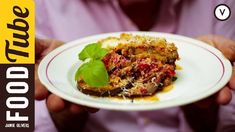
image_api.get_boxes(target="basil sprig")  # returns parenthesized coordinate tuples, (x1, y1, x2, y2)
(75, 43, 109, 87)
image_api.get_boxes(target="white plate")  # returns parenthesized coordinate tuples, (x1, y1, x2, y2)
(38, 32, 232, 111)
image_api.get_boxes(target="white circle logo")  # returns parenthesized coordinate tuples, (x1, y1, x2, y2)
(214, 4, 231, 21)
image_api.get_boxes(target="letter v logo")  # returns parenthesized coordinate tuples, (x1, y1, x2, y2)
(219, 8, 225, 16)
(214, 4, 231, 21)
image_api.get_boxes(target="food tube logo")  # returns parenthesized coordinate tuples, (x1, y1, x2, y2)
(214, 4, 231, 21)
(5, 6, 31, 62)
(0, 0, 35, 131)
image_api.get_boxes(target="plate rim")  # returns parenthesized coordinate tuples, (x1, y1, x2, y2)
(38, 31, 232, 111)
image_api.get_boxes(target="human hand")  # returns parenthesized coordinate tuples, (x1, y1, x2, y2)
(196, 35, 235, 105)
(182, 35, 235, 132)
(35, 38, 98, 131)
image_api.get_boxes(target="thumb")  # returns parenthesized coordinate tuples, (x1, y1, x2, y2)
(35, 38, 47, 60)
(35, 38, 45, 59)
(197, 35, 235, 62)
(35, 38, 64, 60)
(213, 35, 235, 62)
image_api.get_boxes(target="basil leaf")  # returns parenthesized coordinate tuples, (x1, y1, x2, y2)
(79, 43, 108, 61)
(74, 63, 88, 80)
(75, 43, 109, 87)
(79, 43, 100, 61)
(82, 60, 109, 87)
(96, 48, 108, 60)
